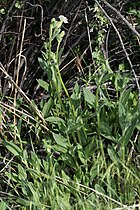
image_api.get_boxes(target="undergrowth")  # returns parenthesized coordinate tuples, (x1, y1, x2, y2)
(0, 7, 140, 210)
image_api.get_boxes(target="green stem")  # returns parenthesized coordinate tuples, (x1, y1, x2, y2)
(56, 65, 76, 117)
(48, 25, 53, 61)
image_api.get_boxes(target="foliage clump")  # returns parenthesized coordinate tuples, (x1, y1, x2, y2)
(0, 0, 140, 209)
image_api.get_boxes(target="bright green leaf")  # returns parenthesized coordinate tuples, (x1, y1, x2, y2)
(38, 57, 48, 71)
(52, 133, 68, 148)
(0, 200, 7, 210)
(3, 141, 21, 156)
(43, 98, 54, 118)
(37, 79, 49, 91)
(122, 117, 138, 146)
(83, 87, 95, 107)
(107, 146, 119, 162)
(5, 172, 18, 182)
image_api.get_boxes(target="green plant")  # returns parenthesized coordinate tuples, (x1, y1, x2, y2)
(0, 7, 139, 210)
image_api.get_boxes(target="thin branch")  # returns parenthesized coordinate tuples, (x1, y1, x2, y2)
(95, 0, 140, 107)
(112, 203, 140, 210)
(13, 18, 26, 141)
(0, 0, 16, 42)
(84, 8, 93, 60)
(0, 63, 49, 131)
(101, 0, 140, 39)
(62, 0, 83, 51)
(0, 157, 14, 173)
(84, 7, 95, 68)
(0, 101, 48, 131)
(55, 176, 129, 209)
(26, 2, 44, 38)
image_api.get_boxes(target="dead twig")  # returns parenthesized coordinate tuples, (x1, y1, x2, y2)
(95, 0, 140, 107)
(112, 203, 140, 210)
(26, 2, 44, 38)
(0, 0, 16, 42)
(62, 0, 83, 51)
(84, 6, 95, 69)
(101, 0, 140, 40)
(0, 63, 49, 131)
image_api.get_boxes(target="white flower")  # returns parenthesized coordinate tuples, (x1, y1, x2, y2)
(59, 15, 68, 23)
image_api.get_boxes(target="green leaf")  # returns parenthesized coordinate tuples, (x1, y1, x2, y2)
(119, 104, 126, 130)
(101, 134, 118, 143)
(28, 182, 39, 202)
(38, 57, 48, 71)
(3, 141, 21, 156)
(62, 153, 77, 168)
(107, 146, 119, 162)
(83, 87, 95, 107)
(71, 82, 81, 99)
(52, 133, 68, 148)
(84, 139, 95, 158)
(37, 79, 49, 91)
(18, 164, 27, 180)
(75, 167, 83, 180)
(71, 83, 81, 109)
(122, 117, 138, 146)
(51, 67, 57, 84)
(101, 73, 114, 83)
(100, 121, 112, 136)
(0, 200, 7, 210)
(119, 63, 125, 71)
(95, 184, 105, 194)
(118, 89, 132, 130)
(5, 172, 18, 182)
(67, 119, 82, 133)
(42, 102, 49, 118)
(53, 145, 67, 153)
(119, 89, 131, 106)
(61, 170, 70, 180)
(77, 144, 86, 164)
(16, 197, 33, 206)
(90, 165, 98, 179)
(46, 116, 65, 124)
(30, 152, 42, 169)
(115, 74, 129, 91)
(42, 98, 54, 118)
(136, 120, 140, 131)
(129, 9, 140, 18)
